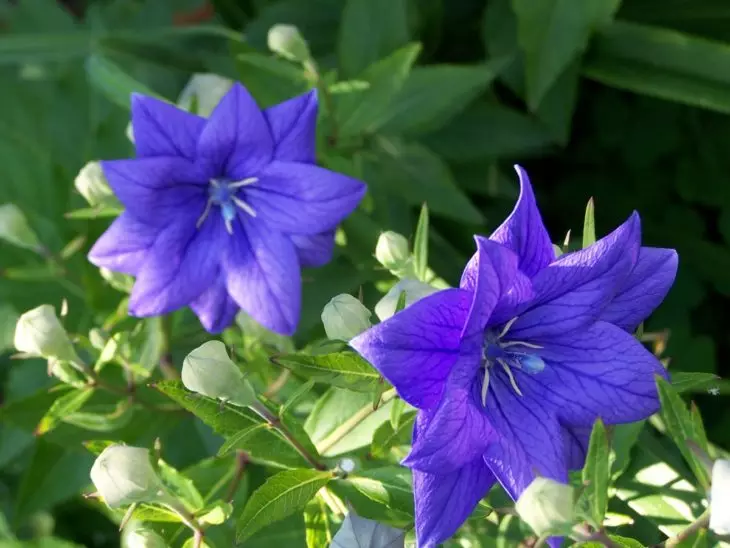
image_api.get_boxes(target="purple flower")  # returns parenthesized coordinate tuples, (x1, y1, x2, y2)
(89, 84, 366, 335)
(350, 166, 677, 547)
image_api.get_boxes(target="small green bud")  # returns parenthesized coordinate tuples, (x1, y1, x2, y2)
(321, 294, 372, 341)
(90, 445, 165, 509)
(122, 524, 168, 548)
(100, 267, 134, 293)
(0, 204, 42, 253)
(178, 73, 234, 118)
(267, 24, 311, 64)
(14, 305, 80, 363)
(74, 161, 121, 209)
(710, 459, 730, 534)
(515, 477, 574, 535)
(181, 340, 257, 407)
(375, 231, 410, 271)
(374, 279, 438, 321)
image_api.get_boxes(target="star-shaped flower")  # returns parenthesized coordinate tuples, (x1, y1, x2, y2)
(350, 166, 678, 547)
(89, 84, 366, 335)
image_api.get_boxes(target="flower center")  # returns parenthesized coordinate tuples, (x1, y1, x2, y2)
(480, 317, 545, 406)
(196, 177, 258, 234)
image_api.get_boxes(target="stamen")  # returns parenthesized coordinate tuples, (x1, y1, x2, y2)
(481, 366, 490, 406)
(498, 358, 523, 396)
(501, 340, 542, 350)
(228, 177, 259, 189)
(232, 196, 257, 217)
(497, 317, 519, 339)
(196, 199, 213, 229)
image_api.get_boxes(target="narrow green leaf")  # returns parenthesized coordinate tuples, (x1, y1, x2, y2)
(236, 469, 333, 542)
(270, 352, 381, 392)
(582, 198, 596, 248)
(689, 402, 710, 454)
(65, 206, 124, 220)
(394, 291, 407, 314)
(344, 467, 414, 516)
(389, 398, 406, 430)
(670, 371, 719, 393)
(216, 424, 269, 457)
(63, 400, 134, 432)
(235, 52, 310, 108)
(36, 387, 94, 436)
(304, 498, 333, 548)
(86, 54, 160, 110)
(413, 204, 429, 282)
(581, 418, 610, 527)
(158, 459, 205, 511)
(371, 412, 416, 458)
(280, 379, 316, 418)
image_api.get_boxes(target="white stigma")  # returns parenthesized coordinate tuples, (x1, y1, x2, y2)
(196, 177, 259, 234)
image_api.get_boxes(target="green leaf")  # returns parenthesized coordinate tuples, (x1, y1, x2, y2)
(371, 412, 415, 458)
(280, 379, 317, 417)
(379, 59, 510, 135)
(670, 371, 719, 393)
(579, 536, 644, 548)
(581, 418, 610, 527)
(62, 400, 135, 432)
(64, 206, 124, 220)
(235, 52, 310, 108)
(343, 467, 414, 516)
(217, 424, 269, 457)
(270, 352, 381, 392)
(689, 402, 710, 454)
(389, 398, 406, 430)
(197, 500, 233, 526)
(236, 469, 333, 542)
(86, 54, 160, 110)
(413, 204, 429, 283)
(158, 459, 205, 511)
(154, 381, 306, 469)
(304, 498, 333, 548)
(582, 197, 596, 248)
(512, 0, 621, 109)
(35, 387, 94, 436)
(584, 21, 730, 115)
(338, 0, 410, 77)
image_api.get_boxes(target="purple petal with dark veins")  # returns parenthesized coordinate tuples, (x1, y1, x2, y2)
(290, 230, 335, 268)
(190, 275, 239, 334)
(563, 425, 592, 470)
(88, 212, 157, 275)
(350, 288, 471, 409)
(263, 89, 318, 163)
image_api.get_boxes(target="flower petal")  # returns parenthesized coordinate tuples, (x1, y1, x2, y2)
(88, 212, 157, 275)
(290, 230, 335, 268)
(189, 276, 239, 334)
(404, 354, 494, 473)
(128, 214, 225, 317)
(130, 94, 205, 160)
(509, 212, 641, 340)
(101, 157, 206, 226)
(263, 90, 318, 163)
(350, 288, 471, 409)
(600, 247, 678, 332)
(197, 83, 273, 179)
(223, 217, 301, 335)
(518, 321, 667, 427)
(563, 425, 592, 470)
(245, 161, 366, 235)
(413, 460, 496, 548)
(489, 165, 554, 277)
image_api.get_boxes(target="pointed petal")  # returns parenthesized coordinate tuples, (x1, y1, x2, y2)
(263, 89, 318, 163)
(128, 214, 224, 317)
(245, 161, 366, 235)
(404, 354, 494, 473)
(290, 230, 336, 268)
(600, 247, 678, 332)
(563, 425, 592, 470)
(510, 213, 641, 340)
(413, 460, 496, 548)
(518, 321, 667, 427)
(197, 83, 273, 179)
(190, 276, 239, 334)
(88, 212, 157, 275)
(489, 165, 554, 277)
(101, 157, 206, 226)
(350, 288, 471, 409)
(223, 217, 301, 335)
(130, 94, 205, 160)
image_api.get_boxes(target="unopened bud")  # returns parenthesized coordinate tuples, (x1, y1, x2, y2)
(710, 459, 730, 534)
(74, 162, 121, 209)
(374, 279, 438, 321)
(181, 341, 257, 407)
(0, 204, 42, 253)
(515, 477, 574, 535)
(178, 73, 234, 118)
(100, 267, 134, 293)
(267, 24, 311, 64)
(321, 294, 372, 341)
(122, 524, 168, 548)
(90, 445, 165, 509)
(375, 231, 410, 271)
(15, 305, 80, 363)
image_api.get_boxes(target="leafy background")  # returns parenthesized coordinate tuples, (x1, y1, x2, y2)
(0, 0, 729, 546)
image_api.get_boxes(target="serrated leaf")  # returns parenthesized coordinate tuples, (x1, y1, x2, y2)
(344, 467, 414, 516)
(581, 418, 610, 527)
(271, 352, 380, 392)
(413, 204, 429, 282)
(236, 469, 333, 542)
(132, 503, 183, 523)
(35, 387, 94, 436)
(582, 197, 596, 248)
(670, 372, 719, 393)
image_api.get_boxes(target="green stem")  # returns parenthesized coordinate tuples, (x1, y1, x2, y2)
(657, 509, 710, 547)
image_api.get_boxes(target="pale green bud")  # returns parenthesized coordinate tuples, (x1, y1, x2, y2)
(267, 24, 311, 64)
(374, 278, 438, 321)
(100, 267, 134, 293)
(122, 524, 168, 548)
(375, 231, 410, 271)
(14, 305, 80, 363)
(178, 73, 234, 118)
(74, 161, 120, 209)
(181, 340, 257, 407)
(90, 445, 165, 509)
(515, 477, 574, 535)
(710, 459, 730, 534)
(321, 294, 372, 341)
(0, 204, 42, 253)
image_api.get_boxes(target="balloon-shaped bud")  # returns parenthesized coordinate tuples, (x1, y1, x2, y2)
(90, 445, 165, 509)
(0, 204, 42, 253)
(122, 523, 168, 548)
(710, 459, 730, 534)
(178, 73, 234, 118)
(14, 305, 80, 363)
(321, 294, 372, 341)
(181, 341, 257, 407)
(267, 24, 311, 64)
(74, 161, 121, 209)
(375, 231, 410, 272)
(515, 477, 574, 535)
(374, 278, 438, 321)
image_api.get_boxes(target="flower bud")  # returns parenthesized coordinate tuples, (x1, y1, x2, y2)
(122, 524, 168, 548)
(181, 341, 257, 407)
(100, 267, 134, 293)
(90, 445, 164, 509)
(178, 73, 233, 118)
(74, 162, 121, 209)
(375, 231, 410, 271)
(515, 477, 574, 535)
(321, 294, 372, 341)
(0, 204, 42, 253)
(710, 459, 730, 534)
(267, 24, 311, 64)
(15, 305, 80, 363)
(374, 279, 438, 321)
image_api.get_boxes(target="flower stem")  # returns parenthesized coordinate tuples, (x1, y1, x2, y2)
(655, 509, 710, 547)
(225, 451, 249, 502)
